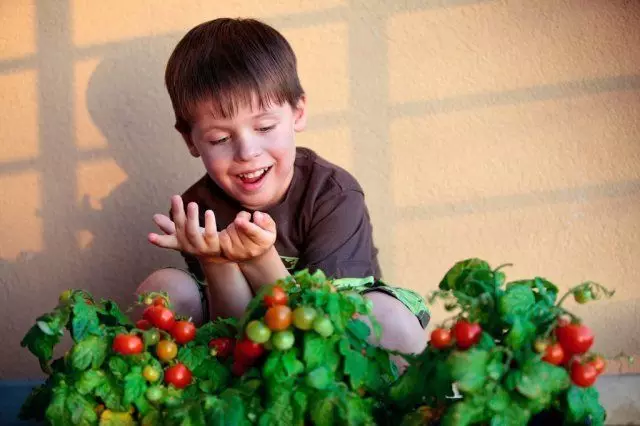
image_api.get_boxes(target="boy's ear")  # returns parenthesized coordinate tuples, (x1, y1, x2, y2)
(180, 131, 200, 158)
(293, 95, 307, 132)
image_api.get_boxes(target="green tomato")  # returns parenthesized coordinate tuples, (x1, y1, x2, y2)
(292, 306, 317, 330)
(145, 385, 165, 403)
(246, 320, 272, 344)
(574, 288, 593, 304)
(313, 316, 334, 338)
(143, 329, 160, 346)
(58, 290, 73, 304)
(272, 330, 295, 351)
(142, 365, 161, 382)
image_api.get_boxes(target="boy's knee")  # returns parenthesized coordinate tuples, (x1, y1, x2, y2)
(135, 268, 205, 325)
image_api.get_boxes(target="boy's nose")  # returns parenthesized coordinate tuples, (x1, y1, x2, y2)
(235, 135, 262, 161)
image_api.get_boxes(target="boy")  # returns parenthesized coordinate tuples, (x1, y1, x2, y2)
(139, 18, 429, 358)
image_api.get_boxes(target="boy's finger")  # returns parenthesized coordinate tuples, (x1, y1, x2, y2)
(153, 214, 176, 235)
(171, 195, 186, 230)
(227, 224, 245, 252)
(148, 233, 180, 250)
(236, 211, 251, 222)
(185, 202, 205, 249)
(236, 220, 266, 244)
(218, 229, 232, 256)
(203, 210, 218, 245)
(254, 211, 276, 233)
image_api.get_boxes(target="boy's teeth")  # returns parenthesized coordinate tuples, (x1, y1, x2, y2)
(239, 167, 268, 179)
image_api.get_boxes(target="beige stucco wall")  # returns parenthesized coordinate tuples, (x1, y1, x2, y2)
(1, 0, 639, 380)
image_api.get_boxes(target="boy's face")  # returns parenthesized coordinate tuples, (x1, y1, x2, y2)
(183, 95, 307, 211)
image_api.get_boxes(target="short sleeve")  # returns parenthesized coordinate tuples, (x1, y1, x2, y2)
(301, 189, 380, 279)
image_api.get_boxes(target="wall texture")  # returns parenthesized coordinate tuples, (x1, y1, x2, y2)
(1, 0, 639, 383)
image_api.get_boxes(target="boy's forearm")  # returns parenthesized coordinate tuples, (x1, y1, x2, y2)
(239, 246, 290, 292)
(199, 261, 253, 320)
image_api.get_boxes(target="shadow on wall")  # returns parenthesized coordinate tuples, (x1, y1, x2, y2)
(0, 38, 202, 378)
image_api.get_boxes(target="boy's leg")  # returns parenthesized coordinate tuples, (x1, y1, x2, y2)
(135, 268, 207, 325)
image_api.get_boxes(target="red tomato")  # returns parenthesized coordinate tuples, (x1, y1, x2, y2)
(171, 321, 196, 345)
(144, 306, 176, 331)
(430, 328, 452, 349)
(156, 340, 178, 362)
(153, 297, 167, 307)
(112, 334, 144, 355)
(209, 337, 235, 358)
(589, 356, 606, 376)
(263, 286, 288, 307)
(234, 338, 264, 362)
(571, 361, 598, 387)
(542, 343, 565, 365)
(453, 320, 482, 349)
(164, 363, 192, 389)
(136, 319, 152, 330)
(264, 305, 292, 331)
(556, 323, 594, 355)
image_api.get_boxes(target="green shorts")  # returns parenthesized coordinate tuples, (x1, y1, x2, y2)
(171, 268, 429, 329)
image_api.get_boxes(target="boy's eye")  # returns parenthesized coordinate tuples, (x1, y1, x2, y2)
(257, 125, 276, 133)
(211, 136, 230, 145)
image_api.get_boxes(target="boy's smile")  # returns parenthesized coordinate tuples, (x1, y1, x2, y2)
(183, 96, 307, 211)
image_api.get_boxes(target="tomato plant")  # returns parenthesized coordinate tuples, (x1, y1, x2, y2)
(272, 330, 295, 351)
(245, 320, 271, 344)
(164, 363, 192, 389)
(430, 328, 452, 349)
(234, 338, 264, 362)
(135, 319, 152, 330)
(264, 305, 292, 331)
(171, 320, 196, 345)
(571, 361, 598, 387)
(156, 340, 178, 362)
(209, 337, 234, 358)
(143, 329, 160, 346)
(144, 305, 175, 331)
(574, 288, 593, 304)
(263, 285, 288, 307)
(453, 320, 482, 349)
(145, 385, 165, 403)
(556, 323, 594, 355)
(542, 343, 565, 365)
(112, 334, 143, 355)
(312, 316, 334, 337)
(143, 365, 161, 382)
(292, 306, 317, 330)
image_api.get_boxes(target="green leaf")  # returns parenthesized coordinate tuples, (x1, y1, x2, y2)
(65, 391, 98, 425)
(195, 318, 238, 345)
(564, 386, 606, 426)
(439, 258, 491, 291)
(263, 350, 304, 384)
(303, 333, 340, 372)
(71, 299, 102, 341)
(70, 335, 108, 371)
(108, 356, 129, 380)
(76, 369, 107, 395)
(45, 385, 70, 426)
(487, 386, 510, 412)
(490, 401, 531, 426)
(259, 388, 295, 426)
(99, 301, 132, 327)
(486, 351, 506, 381)
(95, 376, 125, 411)
(499, 284, 535, 317)
(505, 317, 537, 350)
(179, 345, 209, 371)
(20, 324, 61, 373)
(448, 349, 490, 393)
(193, 358, 230, 392)
(339, 338, 368, 390)
(204, 391, 249, 426)
(309, 392, 336, 426)
(441, 394, 490, 426)
(123, 366, 147, 406)
(346, 319, 371, 342)
(516, 358, 570, 401)
(326, 293, 344, 331)
(306, 366, 332, 390)
(292, 390, 308, 425)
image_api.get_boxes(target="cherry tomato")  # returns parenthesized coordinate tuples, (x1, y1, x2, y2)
(164, 363, 192, 389)
(234, 338, 264, 362)
(143, 329, 160, 346)
(272, 330, 295, 351)
(313, 316, 334, 338)
(542, 343, 565, 365)
(156, 340, 178, 362)
(430, 328, 452, 349)
(263, 286, 288, 307)
(453, 320, 482, 349)
(136, 319, 152, 330)
(533, 339, 549, 354)
(59, 290, 73, 304)
(143, 296, 154, 306)
(292, 307, 317, 331)
(142, 365, 161, 382)
(145, 385, 165, 403)
(209, 337, 234, 358)
(557, 317, 570, 328)
(589, 356, 606, 376)
(556, 323, 594, 355)
(571, 361, 598, 387)
(146, 306, 176, 331)
(171, 321, 196, 345)
(574, 288, 593, 304)
(265, 305, 292, 331)
(153, 297, 167, 307)
(246, 320, 272, 344)
(112, 334, 143, 355)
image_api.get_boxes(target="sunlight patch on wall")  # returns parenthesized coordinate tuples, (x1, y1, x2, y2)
(390, 90, 640, 207)
(74, 57, 108, 150)
(72, 0, 345, 46)
(76, 158, 128, 210)
(0, 171, 42, 259)
(75, 229, 94, 250)
(0, 70, 38, 162)
(0, 0, 35, 60)
(387, 1, 640, 103)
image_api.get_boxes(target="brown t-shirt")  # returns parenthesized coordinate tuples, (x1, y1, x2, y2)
(179, 147, 381, 281)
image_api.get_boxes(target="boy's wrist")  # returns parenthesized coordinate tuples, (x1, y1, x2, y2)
(239, 246, 289, 289)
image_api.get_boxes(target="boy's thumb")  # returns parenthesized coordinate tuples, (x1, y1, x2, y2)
(254, 211, 276, 232)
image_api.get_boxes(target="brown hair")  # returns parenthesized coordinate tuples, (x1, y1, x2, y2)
(165, 18, 304, 134)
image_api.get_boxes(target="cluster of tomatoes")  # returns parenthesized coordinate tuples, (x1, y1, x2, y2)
(429, 319, 483, 351)
(536, 319, 605, 387)
(112, 296, 196, 397)
(224, 285, 336, 376)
